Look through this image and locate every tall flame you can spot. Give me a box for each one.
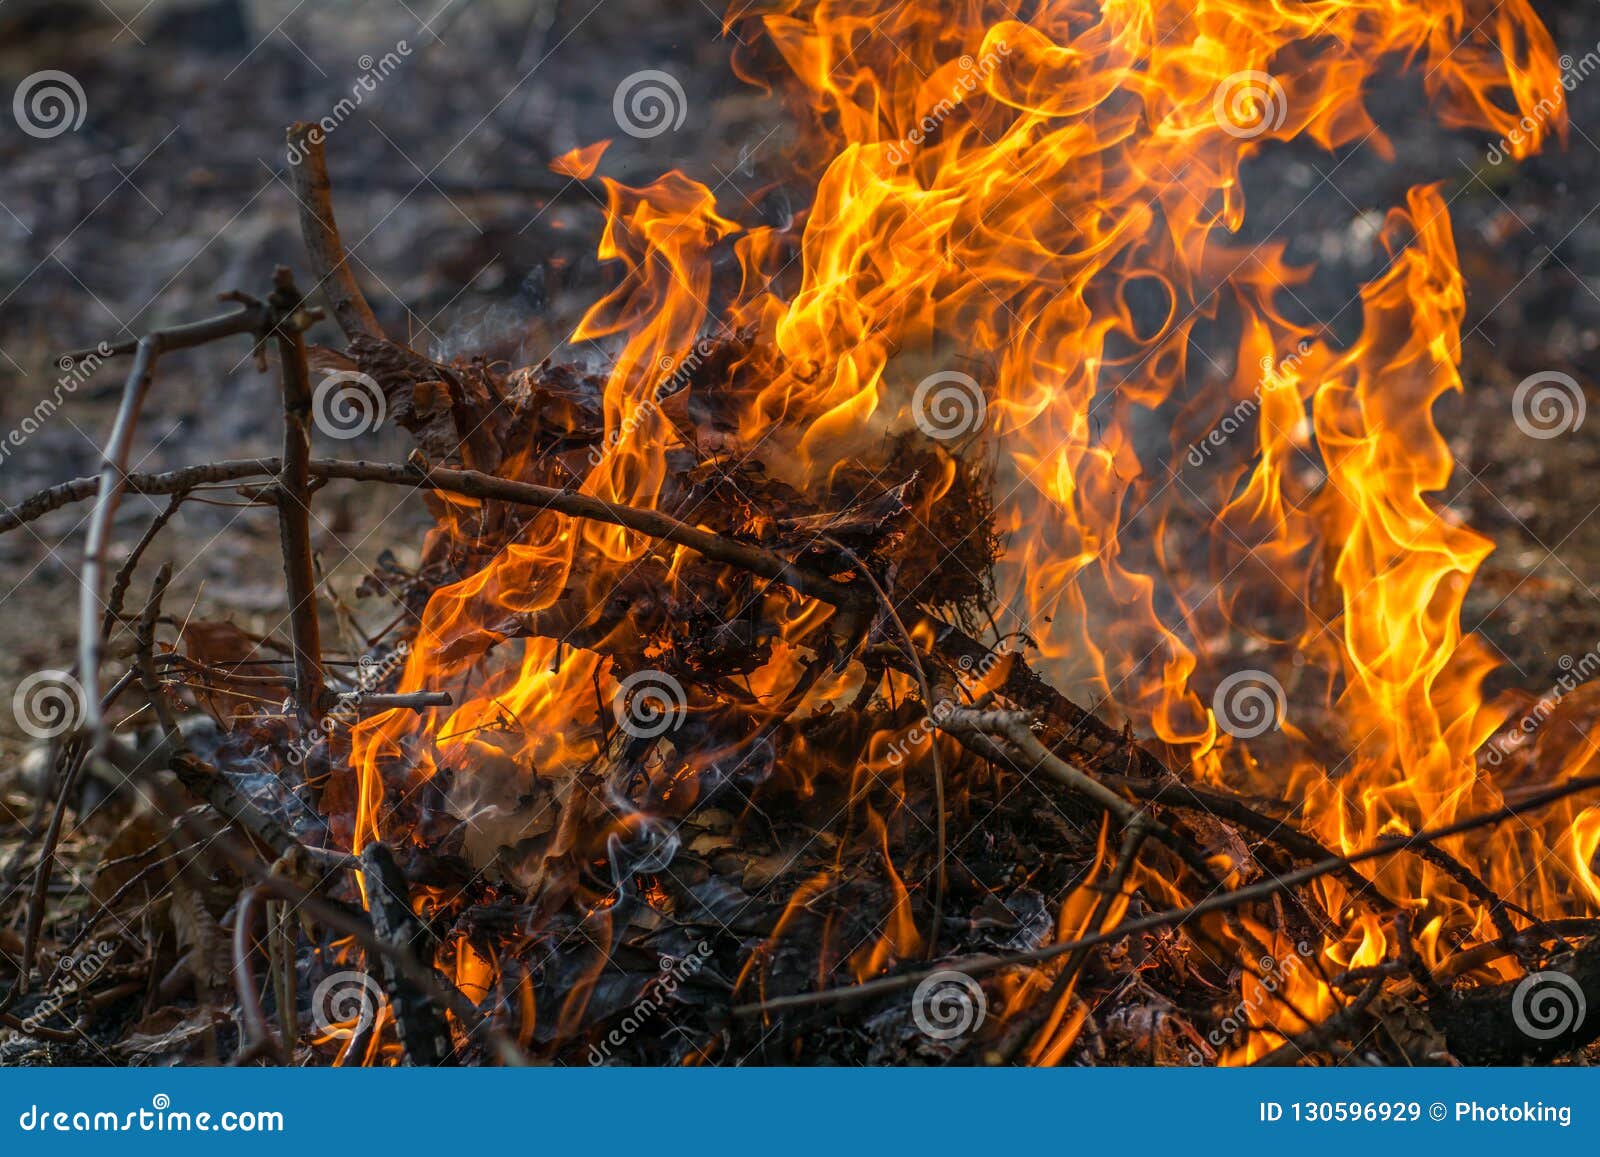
[345,0,1588,1063]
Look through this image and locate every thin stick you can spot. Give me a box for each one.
[732,770,1600,1019]
[78,337,157,747]
[270,899,298,1055]
[64,300,275,363]
[944,708,1140,824]
[822,534,944,957]
[2,459,279,532]
[102,493,187,643]
[324,460,873,611]
[134,564,180,743]
[1253,975,1386,1066]
[6,458,872,613]
[344,691,453,711]
[129,584,305,863]
[167,805,525,1065]
[75,300,273,747]
[268,269,327,723]
[286,122,384,343]
[998,818,1152,1064]
[231,885,284,1062]
[1,741,88,1015]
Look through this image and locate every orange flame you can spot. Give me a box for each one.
[340,0,1588,1063]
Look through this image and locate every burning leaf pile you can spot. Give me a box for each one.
[4,0,1600,1067]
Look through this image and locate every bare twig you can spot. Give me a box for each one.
[1,741,87,1016]
[128,591,304,863]
[102,493,187,643]
[7,458,873,613]
[166,803,526,1064]
[1252,975,1386,1066]
[75,299,275,748]
[996,818,1152,1064]
[821,533,944,957]
[943,708,1140,824]
[324,460,873,611]
[231,885,286,1063]
[732,770,1600,1020]
[1,459,279,532]
[286,122,385,344]
[344,691,454,712]
[268,268,328,723]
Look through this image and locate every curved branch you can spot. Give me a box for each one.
[5,457,872,613]
[287,122,385,343]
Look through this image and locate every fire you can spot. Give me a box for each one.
[340,0,1588,1063]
